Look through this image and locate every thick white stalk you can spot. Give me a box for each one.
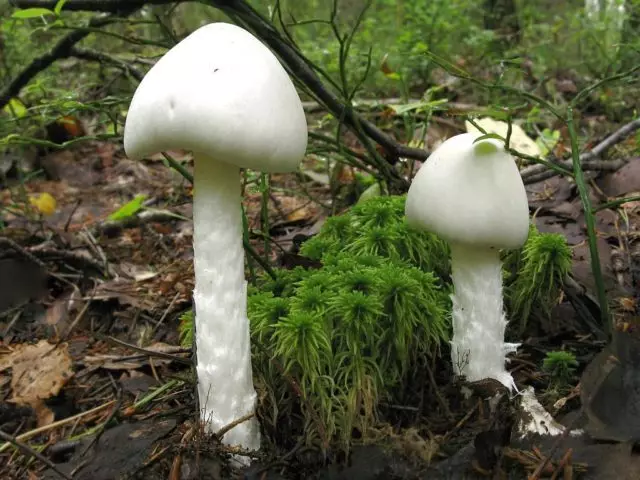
[449,244,519,389]
[192,155,260,451]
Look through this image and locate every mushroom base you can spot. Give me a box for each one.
[449,244,519,389]
[192,155,260,453]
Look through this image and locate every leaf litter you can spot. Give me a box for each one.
[1,102,640,480]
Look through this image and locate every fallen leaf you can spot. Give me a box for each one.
[29,192,57,216]
[90,279,156,310]
[597,158,640,198]
[465,117,541,157]
[0,341,73,425]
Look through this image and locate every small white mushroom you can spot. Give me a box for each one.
[405,133,529,389]
[123,23,308,452]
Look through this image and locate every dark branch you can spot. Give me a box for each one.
[11,0,429,168]
[0,8,140,110]
[206,0,428,164]
[70,47,145,81]
[9,0,635,187]
[520,118,640,183]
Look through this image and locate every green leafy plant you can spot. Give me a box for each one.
[178,309,194,348]
[542,350,578,387]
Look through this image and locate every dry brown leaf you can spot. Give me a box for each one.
[0,340,73,411]
[90,278,156,310]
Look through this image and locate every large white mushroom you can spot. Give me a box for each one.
[123,23,308,451]
[405,133,529,389]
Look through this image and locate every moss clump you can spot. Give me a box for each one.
[179,195,573,451]
[505,225,573,333]
[542,350,578,387]
[299,195,450,277]
[249,253,450,448]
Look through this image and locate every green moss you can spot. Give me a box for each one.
[178,195,573,450]
[300,195,450,277]
[542,350,578,387]
[505,224,573,333]
[248,250,450,448]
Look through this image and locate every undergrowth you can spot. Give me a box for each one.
[180,194,573,450]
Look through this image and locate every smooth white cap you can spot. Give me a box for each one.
[123,22,308,172]
[405,133,529,250]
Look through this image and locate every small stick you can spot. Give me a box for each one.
[0,400,115,453]
[550,448,573,480]
[153,292,180,333]
[94,333,192,365]
[77,377,122,457]
[0,429,73,480]
[424,360,454,422]
[215,412,256,441]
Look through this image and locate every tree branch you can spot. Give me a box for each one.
[0,8,140,110]
[11,0,430,168]
[520,118,640,183]
[70,47,144,81]
[8,0,637,189]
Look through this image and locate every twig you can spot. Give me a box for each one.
[301,98,478,113]
[94,333,193,365]
[153,292,181,333]
[549,448,573,480]
[62,297,91,339]
[0,237,80,289]
[0,400,116,453]
[77,376,123,457]
[523,158,627,184]
[442,403,478,442]
[70,46,144,81]
[424,360,454,422]
[521,118,640,183]
[215,412,255,441]
[0,429,73,480]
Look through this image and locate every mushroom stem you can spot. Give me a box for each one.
[449,243,519,389]
[192,154,260,451]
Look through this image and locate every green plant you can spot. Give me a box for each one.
[178,309,193,348]
[248,251,449,448]
[506,225,573,333]
[542,350,578,386]
[178,195,577,449]
[300,195,450,277]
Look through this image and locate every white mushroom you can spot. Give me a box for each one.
[405,133,529,389]
[123,22,308,452]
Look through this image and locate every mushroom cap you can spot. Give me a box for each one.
[405,133,530,250]
[123,22,308,172]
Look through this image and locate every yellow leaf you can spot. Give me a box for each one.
[29,192,57,216]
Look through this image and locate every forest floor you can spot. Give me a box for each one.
[1,105,640,479]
